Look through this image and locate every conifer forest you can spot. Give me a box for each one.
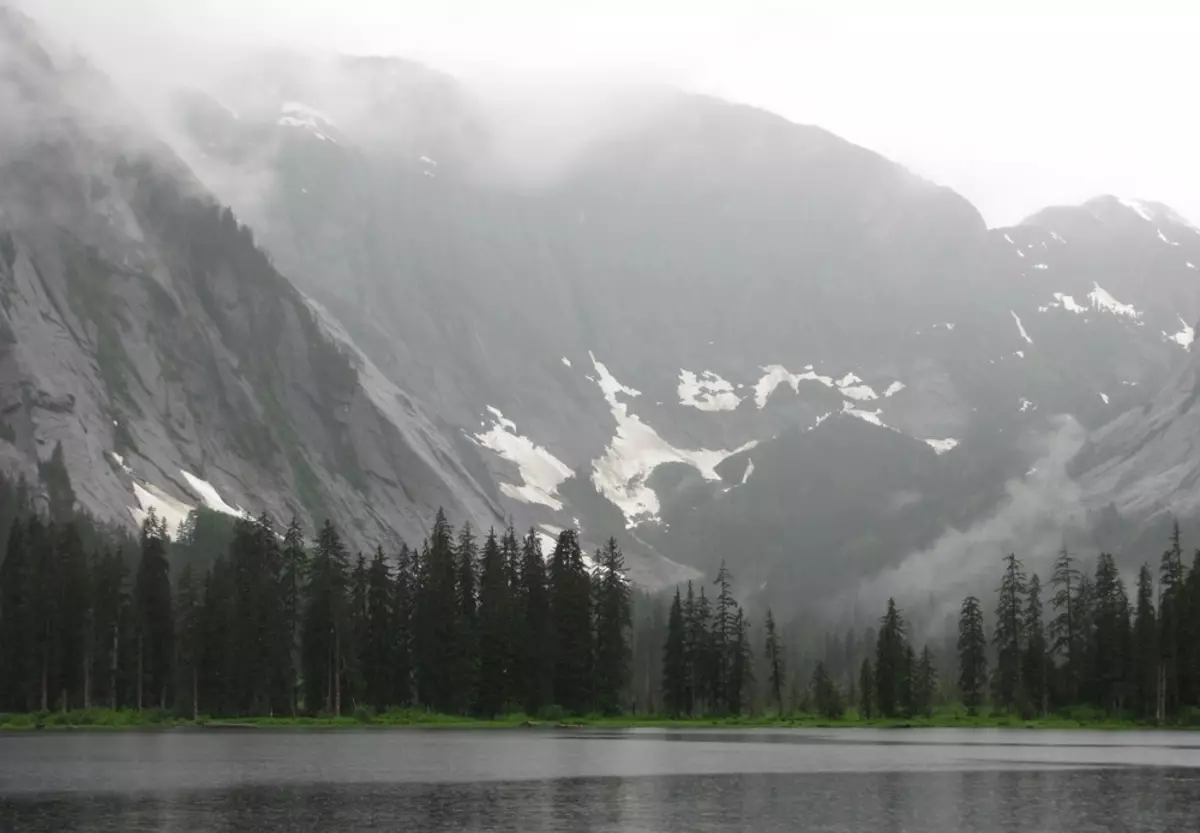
[4,461,1200,726]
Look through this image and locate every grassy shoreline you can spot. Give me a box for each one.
[1,707,1195,732]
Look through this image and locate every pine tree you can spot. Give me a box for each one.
[279,518,308,716]
[517,528,551,716]
[661,587,686,716]
[914,645,937,717]
[134,513,173,710]
[455,522,479,714]
[302,520,351,716]
[712,561,736,703]
[858,658,874,718]
[89,548,129,711]
[726,607,752,714]
[593,538,631,715]
[1133,564,1159,720]
[174,564,202,719]
[992,553,1027,712]
[55,522,89,711]
[1050,546,1084,705]
[363,548,393,713]
[899,642,916,717]
[1090,553,1131,713]
[476,529,510,717]
[413,510,460,713]
[549,530,593,714]
[390,544,414,707]
[763,608,785,714]
[0,517,32,710]
[874,598,907,718]
[810,661,844,719]
[1159,522,1185,717]
[1022,573,1048,717]
[957,595,987,714]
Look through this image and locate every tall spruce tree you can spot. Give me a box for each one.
[874,599,907,718]
[391,544,414,707]
[455,523,479,714]
[0,517,32,710]
[175,564,202,719]
[661,587,686,716]
[593,538,631,715]
[134,513,173,710]
[858,658,874,719]
[1133,564,1159,720]
[1050,546,1084,706]
[726,606,752,714]
[1022,573,1048,717]
[957,595,987,714]
[764,608,785,714]
[302,520,351,716]
[363,548,393,712]
[1090,553,1131,712]
[517,528,552,716]
[549,529,593,714]
[279,517,308,715]
[914,645,937,717]
[992,553,1027,712]
[476,529,510,717]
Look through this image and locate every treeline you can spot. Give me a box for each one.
[953,528,1200,721]
[0,500,633,718]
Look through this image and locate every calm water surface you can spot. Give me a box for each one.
[2,727,1199,831]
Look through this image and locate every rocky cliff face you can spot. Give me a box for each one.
[5,9,1199,597]
[0,8,504,554]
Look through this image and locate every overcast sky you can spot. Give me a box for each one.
[25,0,1200,227]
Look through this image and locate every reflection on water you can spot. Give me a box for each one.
[2,729,1198,832]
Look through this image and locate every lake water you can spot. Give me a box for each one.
[2,727,1199,831]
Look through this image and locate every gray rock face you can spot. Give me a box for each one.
[6,11,1200,596]
[0,8,503,552]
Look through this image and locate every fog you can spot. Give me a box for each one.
[20,0,1200,227]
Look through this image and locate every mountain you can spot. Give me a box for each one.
[5,12,1199,600]
[0,8,503,552]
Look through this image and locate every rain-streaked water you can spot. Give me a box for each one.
[2,727,1199,831]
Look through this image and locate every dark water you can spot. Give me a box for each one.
[2,728,1200,831]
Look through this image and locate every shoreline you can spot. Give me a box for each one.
[2,710,1197,732]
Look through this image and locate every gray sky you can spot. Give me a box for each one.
[24,0,1200,226]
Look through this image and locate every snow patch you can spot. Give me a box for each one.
[561,357,571,367]
[1019,398,1035,413]
[1099,393,1110,404]
[932,322,956,331]
[1166,316,1194,349]
[883,381,906,397]
[590,353,756,526]
[474,407,573,510]
[1188,262,1197,270]
[1118,197,1156,222]
[109,451,132,475]
[836,372,878,401]
[753,364,833,408]
[842,400,885,427]
[1088,283,1141,319]
[278,102,338,143]
[1016,249,1025,258]
[1011,310,1033,344]
[740,458,755,485]
[1014,350,1025,358]
[678,370,742,412]
[1050,232,1066,243]
[1032,263,1049,270]
[1003,233,1015,244]
[924,438,959,455]
[180,470,246,519]
[130,482,193,538]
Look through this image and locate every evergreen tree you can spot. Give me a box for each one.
[302,520,351,715]
[810,661,844,719]
[726,606,753,714]
[1022,573,1048,717]
[1050,546,1084,706]
[593,538,631,715]
[476,529,510,717]
[134,513,173,710]
[763,608,785,713]
[712,561,736,703]
[279,517,308,716]
[992,553,1027,712]
[455,523,479,714]
[957,595,987,714]
[89,548,129,710]
[517,528,552,715]
[0,517,32,710]
[363,548,393,712]
[1133,564,1159,720]
[1090,553,1131,712]
[874,598,907,718]
[549,530,593,714]
[661,587,686,716]
[858,658,874,718]
[914,645,937,717]
[391,544,414,707]
[55,522,90,711]
[899,642,916,717]
[413,510,460,713]
[174,564,202,719]
[1159,522,1185,717]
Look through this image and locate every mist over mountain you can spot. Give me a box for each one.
[3,5,1199,613]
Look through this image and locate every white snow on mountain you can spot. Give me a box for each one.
[741,458,755,485]
[130,481,194,537]
[1099,393,1110,404]
[678,370,741,411]
[1117,197,1156,222]
[561,357,571,367]
[475,406,573,510]
[1019,398,1035,413]
[754,364,833,408]
[1040,292,1087,314]
[1166,316,1195,349]
[1011,310,1033,344]
[590,352,756,527]
[836,372,879,402]
[883,381,906,397]
[1088,283,1141,319]
[924,438,959,454]
[841,400,885,427]
[278,101,339,142]
[180,470,246,518]
[1032,263,1049,270]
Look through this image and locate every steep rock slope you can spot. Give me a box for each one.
[0,9,502,549]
